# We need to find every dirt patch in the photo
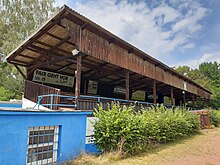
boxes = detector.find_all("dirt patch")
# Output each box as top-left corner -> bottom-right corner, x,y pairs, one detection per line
154,129 -> 220,165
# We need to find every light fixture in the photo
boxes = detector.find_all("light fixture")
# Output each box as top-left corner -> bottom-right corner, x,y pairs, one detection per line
71,49 -> 79,56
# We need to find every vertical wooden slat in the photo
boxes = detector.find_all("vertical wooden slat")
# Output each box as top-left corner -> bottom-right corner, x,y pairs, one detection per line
24,80 -> 60,110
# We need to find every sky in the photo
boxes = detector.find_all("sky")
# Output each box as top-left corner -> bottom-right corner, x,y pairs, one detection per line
55,0 -> 220,68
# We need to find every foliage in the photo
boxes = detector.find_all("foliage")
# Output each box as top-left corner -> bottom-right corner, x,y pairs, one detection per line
175,62 -> 220,109
0,62 -> 24,100
0,0 -> 58,54
93,103 -> 146,155
210,110 -> 220,127
93,103 -> 200,155
0,0 -> 57,101
0,86 -> 14,101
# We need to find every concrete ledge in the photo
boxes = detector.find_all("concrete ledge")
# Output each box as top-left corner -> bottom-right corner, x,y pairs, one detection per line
0,109 -> 92,115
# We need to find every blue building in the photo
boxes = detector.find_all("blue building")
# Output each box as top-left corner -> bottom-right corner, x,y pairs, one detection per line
0,109 -> 91,165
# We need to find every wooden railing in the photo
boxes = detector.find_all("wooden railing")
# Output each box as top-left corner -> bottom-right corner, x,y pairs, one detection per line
78,95 -> 153,111
24,80 -> 61,110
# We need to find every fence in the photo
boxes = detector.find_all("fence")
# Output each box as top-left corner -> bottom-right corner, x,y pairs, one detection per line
24,81 -> 60,110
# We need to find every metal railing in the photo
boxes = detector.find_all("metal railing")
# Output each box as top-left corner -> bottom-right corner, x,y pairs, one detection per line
37,94 -> 77,110
79,95 -> 153,106
36,94 -> 154,110
36,94 -> 198,111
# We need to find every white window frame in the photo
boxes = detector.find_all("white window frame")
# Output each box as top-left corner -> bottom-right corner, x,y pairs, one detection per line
26,126 -> 59,165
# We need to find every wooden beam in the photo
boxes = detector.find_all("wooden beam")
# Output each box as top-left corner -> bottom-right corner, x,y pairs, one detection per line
56,63 -> 73,72
26,47 -> 51,61
82,62 -> 108,76
128,48 -> 133,54
35,40 -> 71,55
96,68 -> 124,80
75,55 -> 82,109
14,64 -> 26,79
26,55 -> 73,79
108,37 -> 115,44
10,60 -> 28,67
126,72 -> 130,100
7,10 -> 68,62
18,54 -> 36,60
28,54 -> 74,70
171,87 -> 174,105
109,72 -> 136,84
45,32 -> 75,45
153,80 -> 157,104
29,45 -> 64,57
183,91 -> 186,106
50,36 -> 71,51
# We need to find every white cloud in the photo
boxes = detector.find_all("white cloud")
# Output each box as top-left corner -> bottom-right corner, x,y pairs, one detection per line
72,0 -> 209,59
55,0 -> 70,7
175,52 -> 220,68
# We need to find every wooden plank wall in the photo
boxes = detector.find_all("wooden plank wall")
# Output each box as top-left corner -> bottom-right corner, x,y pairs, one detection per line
24,80 -> 61,109
61,18 -> 211,99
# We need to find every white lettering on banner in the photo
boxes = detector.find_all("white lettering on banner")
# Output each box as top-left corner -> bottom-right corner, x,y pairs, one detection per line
33,69 -> 74,87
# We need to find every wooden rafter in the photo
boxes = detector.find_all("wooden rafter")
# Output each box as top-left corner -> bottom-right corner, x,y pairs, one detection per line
28,54 -> 74,70
56,62 -> 73,72
7,10 -> 69,62
96,68 -> 124,80
34,40 -> 71,55
14,64 -> 26,79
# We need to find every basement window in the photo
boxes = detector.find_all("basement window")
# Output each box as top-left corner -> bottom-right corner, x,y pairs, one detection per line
26,126 -> 59,165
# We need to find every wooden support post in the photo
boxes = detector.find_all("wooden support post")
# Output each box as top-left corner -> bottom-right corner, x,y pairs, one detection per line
192,95 -> 195,107
14,64 -> 26,79
171,87 -> 174,105
126,72 -> 130,100
84,80 -> 87,95
153,80 -> 157,104
183,91 -> 186,107
75,55 -> 82,109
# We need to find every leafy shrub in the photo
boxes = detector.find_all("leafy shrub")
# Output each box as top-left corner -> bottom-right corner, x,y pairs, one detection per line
93,103 -> 200,155
92,103 -> 146,155
210,110 -> 220,127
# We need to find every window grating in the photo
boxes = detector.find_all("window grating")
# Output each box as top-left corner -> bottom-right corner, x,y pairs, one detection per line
26,126 -> 59,165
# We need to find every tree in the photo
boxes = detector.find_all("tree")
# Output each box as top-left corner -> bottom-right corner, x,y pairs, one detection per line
0,0 -> 57,100
0,0 -> 58,54
199,62 -> 220,88
175,62 -> 220,109
174,66 -> 191,77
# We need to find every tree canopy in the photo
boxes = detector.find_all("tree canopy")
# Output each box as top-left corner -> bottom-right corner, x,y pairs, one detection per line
0,0 -> 57,101
174,62 -> 220,109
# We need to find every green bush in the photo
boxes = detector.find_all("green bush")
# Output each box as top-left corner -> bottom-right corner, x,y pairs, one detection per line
92,103 -> 146,154
93,103 -> 200,155
210,110 -> 220,127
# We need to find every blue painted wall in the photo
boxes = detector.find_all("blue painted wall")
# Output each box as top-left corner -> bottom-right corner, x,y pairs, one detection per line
0,110 -> 91,165
85,143 -> 100,153
0,102 -> 22,108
